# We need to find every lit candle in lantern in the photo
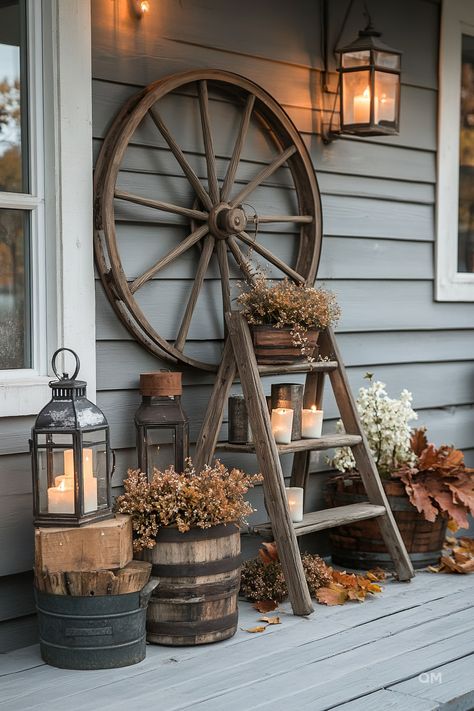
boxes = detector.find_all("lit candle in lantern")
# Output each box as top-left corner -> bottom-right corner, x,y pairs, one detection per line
47,477 -> 74,514
60,448 -> 98,513
376,93 -> 395,123
286,487 -> 304,523
302,406 -> 324,438
353,87 -> 371,123
271,408 -> 294,444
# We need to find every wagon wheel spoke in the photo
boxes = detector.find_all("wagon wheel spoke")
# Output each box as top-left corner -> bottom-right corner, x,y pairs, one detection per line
149,107 -> 213,211
247,214 -> 313,224
221,93 -> 255,202
129,224 -> 209,294
198,80 -> 220,205
175,234 -> 215,352
230,145 -> 297,207
227,235 -> 256,284
216,240 -> 232,337
115,189 -> 208,222
237,231 -> 305,284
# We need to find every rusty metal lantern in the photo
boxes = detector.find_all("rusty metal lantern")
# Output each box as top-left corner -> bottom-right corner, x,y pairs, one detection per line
135,371 -> 189,479
30,348 -> 113,527
336,19 -> 401,136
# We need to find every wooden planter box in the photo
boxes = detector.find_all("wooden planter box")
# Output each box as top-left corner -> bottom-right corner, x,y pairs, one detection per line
250,325 -> 319,364
139,523 -> 241,646
326,477 -> 448,569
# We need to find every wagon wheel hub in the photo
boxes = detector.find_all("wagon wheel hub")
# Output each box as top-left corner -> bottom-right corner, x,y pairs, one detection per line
209,203 -> 247,240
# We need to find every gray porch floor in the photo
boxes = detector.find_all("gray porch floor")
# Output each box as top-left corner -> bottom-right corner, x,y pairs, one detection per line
0,572 -> 473,711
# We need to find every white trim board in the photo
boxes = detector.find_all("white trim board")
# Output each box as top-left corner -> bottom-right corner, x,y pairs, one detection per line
436,0 -> 474,301
0,0 -> 96,416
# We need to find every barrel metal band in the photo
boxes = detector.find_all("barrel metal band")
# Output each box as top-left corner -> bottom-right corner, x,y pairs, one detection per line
147,611 -> 238,637
151,554 -> 241,578
153,523 -> 239,543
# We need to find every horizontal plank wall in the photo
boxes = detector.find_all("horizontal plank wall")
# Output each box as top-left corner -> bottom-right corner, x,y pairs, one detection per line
1,0 -> 473,649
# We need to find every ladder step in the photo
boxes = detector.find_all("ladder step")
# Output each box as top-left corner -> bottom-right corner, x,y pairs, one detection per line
253,503 -> 387,539
216,433 -> 362,454
257,360 -> 338,376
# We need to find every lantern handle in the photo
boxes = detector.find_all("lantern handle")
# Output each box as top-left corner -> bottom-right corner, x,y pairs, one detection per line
51,348 -> 81,381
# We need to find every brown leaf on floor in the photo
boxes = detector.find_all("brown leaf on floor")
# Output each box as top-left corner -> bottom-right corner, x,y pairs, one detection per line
366,567 -> 386,581
253,600 -> 279,613
242,626 -> 267,633
316,583 -> 349,606
258,542 -> 279,566
259,616 -> 281,625
430,536 -> 474,575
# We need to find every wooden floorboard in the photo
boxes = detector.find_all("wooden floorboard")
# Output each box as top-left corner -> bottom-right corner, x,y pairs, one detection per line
0,573 -> 472,711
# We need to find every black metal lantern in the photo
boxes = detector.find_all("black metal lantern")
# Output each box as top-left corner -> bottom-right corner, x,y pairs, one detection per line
30,348 -> 113,527
336,19 -> 401,136
135,371 -> 189,479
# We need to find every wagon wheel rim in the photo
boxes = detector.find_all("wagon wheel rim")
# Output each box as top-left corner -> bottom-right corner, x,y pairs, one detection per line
94,69 -> 323,372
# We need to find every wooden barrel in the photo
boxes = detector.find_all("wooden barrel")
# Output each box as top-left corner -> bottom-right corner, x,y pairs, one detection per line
327,478 -> 448,570
141,523 -> 241,646
250,325 -> 319,364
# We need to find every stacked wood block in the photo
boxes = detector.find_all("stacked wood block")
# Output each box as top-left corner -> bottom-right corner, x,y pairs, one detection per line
34,515 -> 151,595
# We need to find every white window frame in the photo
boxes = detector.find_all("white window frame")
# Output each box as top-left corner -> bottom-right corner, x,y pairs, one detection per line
0,0 -> 95,416
436,0 -> 474,301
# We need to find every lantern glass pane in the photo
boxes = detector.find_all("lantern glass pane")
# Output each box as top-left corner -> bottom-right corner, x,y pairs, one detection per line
37,436 -> 74,515
342,70 -> 371,125
374,71 -> 398,125
145,427 -> 176,475
374,51 -> 400,70
82,430 -> 108,511
341,50 -> 370,68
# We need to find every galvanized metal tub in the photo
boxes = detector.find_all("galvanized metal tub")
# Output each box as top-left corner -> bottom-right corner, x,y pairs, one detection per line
35,580 -> 157,669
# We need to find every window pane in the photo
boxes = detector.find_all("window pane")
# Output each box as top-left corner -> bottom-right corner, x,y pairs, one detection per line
458,34 -> 474,273
0,208 -> 30,368
0,0 -> 27,193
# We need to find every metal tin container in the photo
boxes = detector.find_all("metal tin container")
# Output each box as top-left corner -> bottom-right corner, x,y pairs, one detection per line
35,580 -> 157,669
228,395 -> 251,444
271,383 -> 304,440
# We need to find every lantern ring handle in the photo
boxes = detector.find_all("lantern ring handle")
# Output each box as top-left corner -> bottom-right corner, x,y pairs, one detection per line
51,348 -> 81,381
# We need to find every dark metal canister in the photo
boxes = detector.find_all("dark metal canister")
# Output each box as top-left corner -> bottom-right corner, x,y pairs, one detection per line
228,395 -> 251,444
271,383 -> 304,440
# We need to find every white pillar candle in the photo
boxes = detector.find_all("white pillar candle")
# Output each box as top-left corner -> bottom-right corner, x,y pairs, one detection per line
64,448 -> 94,479
302,406 -> 324,438
271,408 -> 294,444
353,87 -> 371,123
52,474 -> 98,513
286,487 -> 304,523
375,93 -> 395,123
47,478 -> 74,514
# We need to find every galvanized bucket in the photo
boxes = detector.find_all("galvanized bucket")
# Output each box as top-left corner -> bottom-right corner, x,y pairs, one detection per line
35,580 -> 158,669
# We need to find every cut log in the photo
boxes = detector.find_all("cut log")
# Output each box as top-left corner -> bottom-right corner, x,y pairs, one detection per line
35,515 -> 133,573
34,560 -> 152,596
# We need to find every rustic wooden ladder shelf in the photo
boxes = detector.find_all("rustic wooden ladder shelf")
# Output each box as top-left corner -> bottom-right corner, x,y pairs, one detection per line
194,311 -> 414,616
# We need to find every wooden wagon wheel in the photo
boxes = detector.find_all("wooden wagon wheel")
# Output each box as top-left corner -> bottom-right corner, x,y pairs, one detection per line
94,69 -> 322,372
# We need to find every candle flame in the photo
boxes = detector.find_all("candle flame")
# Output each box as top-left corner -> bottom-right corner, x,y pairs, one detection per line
363,87 -> 370,99
58,479 -> 67,491
311,405 -> 317,412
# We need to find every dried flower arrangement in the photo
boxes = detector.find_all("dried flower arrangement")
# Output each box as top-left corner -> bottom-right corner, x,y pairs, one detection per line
237,277 -> 341,359
115,460 -> 263,551
240,542 -> 384,607
392,428 -> 474,529
332,373 -> 418,477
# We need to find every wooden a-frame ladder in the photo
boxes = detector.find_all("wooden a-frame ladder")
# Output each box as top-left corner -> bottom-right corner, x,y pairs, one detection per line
194,312 -> 415,615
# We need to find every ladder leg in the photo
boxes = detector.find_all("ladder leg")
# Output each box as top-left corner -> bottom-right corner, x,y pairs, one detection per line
227,312 -> 314,615
321,329 -> 414,581
193,338 -> 236,473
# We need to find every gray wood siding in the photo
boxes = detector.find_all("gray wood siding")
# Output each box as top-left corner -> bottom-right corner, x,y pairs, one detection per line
1,0 -> 473,649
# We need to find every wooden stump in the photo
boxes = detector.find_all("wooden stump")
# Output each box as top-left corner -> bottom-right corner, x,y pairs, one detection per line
35,515 -> 133,573
35,560 -> 152,596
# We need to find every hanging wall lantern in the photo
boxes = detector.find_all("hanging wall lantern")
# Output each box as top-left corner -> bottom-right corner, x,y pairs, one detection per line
135,371 -> 189,479
336,19 -> 401,137
30,348 -> 113,527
